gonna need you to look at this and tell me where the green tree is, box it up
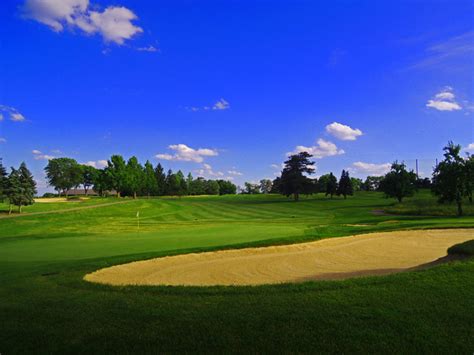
[279,152,315,201]
[217,180,237,195]
[186,173,193,193]
[143,160,158,197]
[154,163,166,196]
[44,158,82,196]
[259,179,273,194]
[380,161,417,203]
[244,182,260,194]
[125,156,144,199]
[350,177,363,192]
[92,169,112,197]
[106,155,127,197]
[81,165,98,196]
[325,172,338,198]
[465,155,474,204]
[205,180,220,195]
[189,177,206,195]
[6,162,37,213]
[337,170,353,199]
[0,159,7,202]
[432,142,469,216]
[270,177,281,193]
[176,170,188,196]
[362,176,383,191]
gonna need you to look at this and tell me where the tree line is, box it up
[0,161,37,213]
[271,141,473,216]
[44,155,237,198]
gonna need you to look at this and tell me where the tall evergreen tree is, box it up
[7,162,37,213]
[143,160,158,197]
[154,163,166,196]
[337,170,353,199]
[279,152,315,201]
[325,173,338,198]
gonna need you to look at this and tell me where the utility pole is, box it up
[415,159,419,178]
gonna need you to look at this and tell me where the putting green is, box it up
[85,228,474,286]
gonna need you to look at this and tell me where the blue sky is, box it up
[1,0,473,193]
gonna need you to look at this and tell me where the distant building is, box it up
[65,189,117,196]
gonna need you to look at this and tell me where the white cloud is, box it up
[137,45,158,52]
[84,160,107,168]
[349,161,391,176]
[0,138,6,143]
[186,98,230,112]
[290,138,344,159]
[32,149,55,161]
[325,122,363,141]
[156,144,218,163]
[465,143,474,152]
[227,169,243,176]
[0,105,26,122]
[426,87,462,111]
[23,0,143,45]
[195,163,224,178]
[213,98,230,110]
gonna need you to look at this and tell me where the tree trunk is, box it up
[117,191,121,198]
[457,200,463,216]
[134,192,137,199]
[19,205,22,214]
[294,192,299,201]
[85,187,88,196]
[9,204,12,215]
[397,196,403,203]
[344,194,347,199]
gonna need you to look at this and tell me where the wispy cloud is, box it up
[22,0,143,45]
[289,139,344,159]
[326,122,363,141]
[136,45,158,52]
[83,160,108,168]
[0,105,26,122]
[0,138,6,143]
[32,149,55,161]
[410,31,474,70]
[426,86,462,111]
[156,144,218,163]
[465,143,474,152]
[186,98,230,112]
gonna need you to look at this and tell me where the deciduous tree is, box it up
[380,161,417,203]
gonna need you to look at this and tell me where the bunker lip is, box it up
[84,229,474,287]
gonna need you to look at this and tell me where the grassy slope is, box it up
[1,192,473,353]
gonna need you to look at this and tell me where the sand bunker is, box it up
[85,229,473,286]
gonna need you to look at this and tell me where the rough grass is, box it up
[0,192,473,353]
[385,189,474,216]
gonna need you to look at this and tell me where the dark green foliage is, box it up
[189,177,206,195]
[143,160,158,197]
[464,155,474,203]
[6,162,37,213]
[244,182,260,194]
[105,155,127,197]
[416,177,432,189]
[217,180,237,195]
[350,177,363,192]
[92,169,112,196]
[279,152,316,201]
[270,177,281,193]
[44,158,82,196]
[0,160,7,202]
[325,172,338,198]
[154,163,166,196]
[380,161,417,202]
[259,179,273,194]
[125,156,144,198]
[205,179,220,195]
[337,170,353,199]
[362,176,384,191]
[81,165,98,195]
[432,142,470,216]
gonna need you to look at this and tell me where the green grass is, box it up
[1,192,473,353]
[385,189,474,216]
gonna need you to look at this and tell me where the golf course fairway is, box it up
[85,228,474,286]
